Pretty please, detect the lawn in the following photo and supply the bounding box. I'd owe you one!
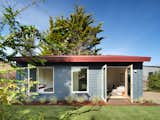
[0,105,77,120]
[1,105,160,120]
[68,106,160,120]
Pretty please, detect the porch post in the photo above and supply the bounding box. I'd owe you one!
[130,64,134,103]
[27,64,30,96]
[125,68,128,97]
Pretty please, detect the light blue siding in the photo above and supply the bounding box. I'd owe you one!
[89,68,102,97]
[133,68,143,100]
[16,62,143,101]
[44,65,102,99]
[54,65,103,99]
[54,65,71,100]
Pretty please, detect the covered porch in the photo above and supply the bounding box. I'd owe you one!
[102,64,133,102]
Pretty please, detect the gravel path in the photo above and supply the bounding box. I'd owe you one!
[143,91,160,104]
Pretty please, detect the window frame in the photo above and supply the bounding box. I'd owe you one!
[71,66,89,93]
[36,66,54,94]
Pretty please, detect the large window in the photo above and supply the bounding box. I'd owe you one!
[37,67,54,93]
[72,67,88,93]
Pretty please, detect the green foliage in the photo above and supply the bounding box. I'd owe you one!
[0,79,22,105]
[40,16,66,55]
[65,96,74,104]
[40,6,103,55]
[0,105,45,120]
[48,95,57,104]
[1,105,160,120]
[90,96,102,104]
[0,105,76,120]
[0,65,39,105]
[0,3,44,63]
[60,106,101,120]
[25,96,34,104]
[148,71,160,90]
[38,96,47,104]
[76,96,85,103]
[4,25,42,56]
[0,78,38,105]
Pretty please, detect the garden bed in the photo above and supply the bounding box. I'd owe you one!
[15,100,107,106]
[13,100,160,106]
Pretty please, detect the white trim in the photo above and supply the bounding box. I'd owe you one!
[27,64,30,96]
[71,66,89,94]
[125,67,128,97]
[130,64,134,103]
[102,64,107,102]
[36,66,54,94]
[106,65,133,102]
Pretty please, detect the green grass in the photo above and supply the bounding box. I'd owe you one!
[69,106,160,120]
[1,105,160,120]
[0,105,77,120]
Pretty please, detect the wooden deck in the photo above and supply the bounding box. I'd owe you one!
[107,98,131,105]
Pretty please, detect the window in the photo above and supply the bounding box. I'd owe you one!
[37,67,54,93]
[29,68,37,92]
[72,67,88,93]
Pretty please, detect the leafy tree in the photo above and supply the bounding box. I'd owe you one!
[0,1,44,63]
[40,16,68,55]
[148,71,160,90]
[40,6,103,55]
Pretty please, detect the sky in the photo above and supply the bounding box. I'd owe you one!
[1,0,160,65]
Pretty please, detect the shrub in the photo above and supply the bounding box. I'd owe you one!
[24,95,38,104]
[90,96,101,104]
[65,96,74,104]
[49,96,57,104]
[0,79,38,105]
[25,97,33,104]
[0,79,25,105]
[148,71,160,90]
[76,96,85,103]
[39,96,47,104]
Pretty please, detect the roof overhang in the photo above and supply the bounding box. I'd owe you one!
[12,55,151,63]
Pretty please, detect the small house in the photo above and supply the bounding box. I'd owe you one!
[14,55,151,102]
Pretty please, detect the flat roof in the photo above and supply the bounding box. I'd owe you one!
[13,55,151,63]
[143,65,160,68]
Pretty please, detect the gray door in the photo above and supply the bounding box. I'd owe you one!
[102,64,107,101]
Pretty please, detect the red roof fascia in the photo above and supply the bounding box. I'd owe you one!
[13,55,151,63]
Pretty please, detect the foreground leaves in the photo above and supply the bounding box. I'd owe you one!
[60,106,101,120]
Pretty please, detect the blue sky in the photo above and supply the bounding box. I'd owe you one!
[2,0,160,65]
